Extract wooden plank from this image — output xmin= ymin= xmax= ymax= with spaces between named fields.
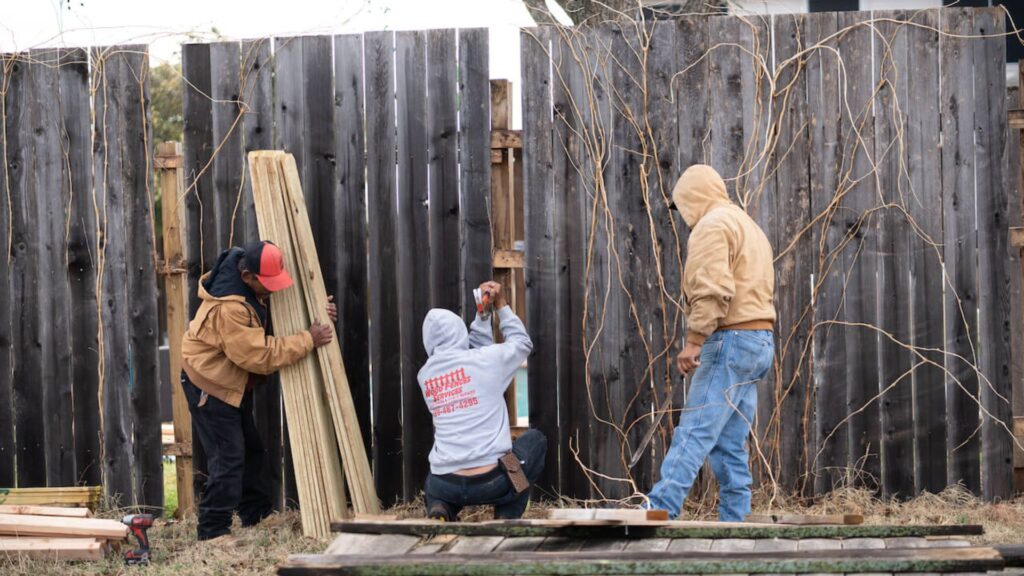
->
xmin=325 ymin=533 xmax=419 ymax=555
xmin=548 ymin=509 xmax=668 ymax=522
xmin=279 ymin=547 xmax=1006 ymax=576
xmin=940 ymin=7 xmax=982 ymax=493
xmin=0 ymin=537 xmax=104 ymax=561
xmin=884 ymin=537 xmax=929 ymax=549
xmin=771 ymin=13 xmax=814 ymax=495
xmin=624 ymin=538 xmax=671 ymax=552
xmin=746 ymin=514 xmax=862 ymax=526
xmin=537 ymin=537 xmax=585 ymax=552
xmin=443 ymin=536 xmax=504 ymax=554
xmin=492 ymin=249 xmax=523 ymax=269
xmin=711 ymin=539 xmax=756 ymax=552
xmin=364 ymin=31 xmax=403 ymax=507
xmin=395 ymin=30 xmax=433 ymax=501
xmin=972 ymin=7 xmax=1013 ymax=501
xmin=5 ymin=49 xmax=45 ymax=488
xmin=158 ymin=141 xmax=195 ymax=518
xmin=1009 ymin=108 xmax=1024 ymax=128
xmin=755 ymin=539 xmax=799 ymax=552
xmin=843 ymin=538 xmax=886 ymax=550
xmin=0 ymin=486 xmax=101 ymax=508
xmin=331 ymin=519 xmax=984 ymax=540
xmin=521 ymin=27 xmax=559 ymax=495
xmin=798 ymin=539 xmax=843 ymax=551
xmin=0 ymin=505 xmax=90 ymax=518
xmin=0 ymin=513 xmax=128 ymax=539
xmin=240 ymin=37 xmax=284 ymax=510
xmin=905 ymin=8 xmax=948 ymax=495
xmin=494 ymin=536 xmax=545 ymax=552
xmin=92 ymin=45 xmax=144 ymax=505
xmin=458 ymin=28 xmax=491 ymax=324
xmin=490 ymin=79 xmax=517 ymax=424
xmin=490 ymin=129 xmax=522 ymax=149
xmin=426 ymin=29 xmax=461 ymax=315
xmin=210 ymin=41 xmax=243 ymax=250
xmin=0 ymin=53 xmax=15 ymax=487
xmin=1016 ymin=63 xmax=1024 ymax=496
xmin=333 ymin=33 xmax=372 ymax=471
xmin=805 ymin=11 xmax=847 ymax=495
xmin=872 ymin=11 xmax=915 ymax=499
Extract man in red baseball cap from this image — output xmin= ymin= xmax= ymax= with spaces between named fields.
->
xmin=181 ymin=240 xmax=335 ymax=543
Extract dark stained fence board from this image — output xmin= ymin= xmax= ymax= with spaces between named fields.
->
xmin=241 ymin=37 xmax=285 ymax=510
xmin=395 ymin=30 xmax=433 ymax=500
xmin=905 ymin=8 xmax=948 ymax=495
xmin=973 ymin=7 xmax=1013 ymax=501
xmin=333 ymin=32 xmax=373 ymax=472
xmin=521 ymin=27 xmax=559 ymax=495
xmin=458 ymin=28 xmax=491 ymax=322
xmin=92 ymin=45 xmax=140 ymax=505
xmin=365 ymin=30 xmax=404 ymax=506
xmin=427 ymin=29 xmax=461 ymax=314
xmin=117 ymin=46 xmax=163 ymax=509
xmin=837 ymin=10 xmax=881 ymax=492
xmin=805 ymin=11 xmax=849 ymax=494
xmin=0 ymin=53 xmax=12 ymax=487
xmin=58 ymin=47 xmax=101 ymax=488
xmin=209 ymin=41 xmax=244 ymax=250
xmin=873 ymin=11 xmax=915 ymax=499
xmin=940 ymin=7 xmax=982 ymax=493
xmin=771 ymin=13 xmax=813 ymax=495
xmin=6 ymin=50 xmax=46 ymax=487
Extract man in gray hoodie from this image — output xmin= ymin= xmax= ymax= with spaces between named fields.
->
xmin=418 ymin=281 xmax=544 ymax=520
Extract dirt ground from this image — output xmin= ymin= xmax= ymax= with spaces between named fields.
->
xmin=2 ymin=486 xmax=1022 ymax=575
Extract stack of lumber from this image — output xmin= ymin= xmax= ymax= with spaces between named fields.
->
xmin=0 ymin=505 xmax=126 ymax=561
xmin=279 ymin=518 xmax=1019 ymax=575
xmin=248 ymin=151 xmax=379 ymax=537
xmin=0 ymin=486 xmax=101 ymax=510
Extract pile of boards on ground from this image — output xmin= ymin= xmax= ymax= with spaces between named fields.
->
xmin=248 ymin=151 xmax=379 ymax=537
xmin=279 ymin=511 xmax=1024 ymax=575
xmin=0 ymin=504 xmax=127 ymax=561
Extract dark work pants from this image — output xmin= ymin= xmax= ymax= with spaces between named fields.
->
xmin=181 ymin=372 xmax=272 ymax=540
xmin=423 ymin=429 xmax=547 ymax=520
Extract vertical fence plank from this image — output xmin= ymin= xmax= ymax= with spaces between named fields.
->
xmin=551 ymin=30 xmax=589 ymax=498
xmin=771 ymin=13 xmax=813 ymax=495
xmin=941 ymin=7 xmax=982 ymax=493
xmin=6 ymin=51 xmax=46 ymax=487
xmin=427 ymin=30 xmax=461 ymax=315
xmin=396 ymin=30 xmax=433 ymax=500
xmin=117 ymin=46 xmax=162 ymax=509
xmin=973 ymin=7 xmax=1013 ymax=501
xmin=806 ymin=11 xmax=847 ymax=494
xmin=29 ymin=48 xmax=76 ymax=488
xmin=836 ymin=10 xmax=881 ymax=491
xmin=904 ymin=8 xmax=947 ymax=495
xmin=240 ymin=37 xmax=284 ymax=509
xmin=92 ymin=46 xmax=139 ymax=504
xmin=210 ymin=42 xmax=244 ymax=249
xmin=873 ymin=11 xmax=915 ymax=499
xmin=522 ymin=28 xmax=559 ymax=495
xmin=459 ymin=29 xmax=492 ymax=323
xmin=365 ymin=30 xmax=404 ymax=506
xmin=60 ymin=47 xmax=101 ymax=489
xmin=0 ymin=54 xmax=12 ymax=487
xmin=333 ymin=33 xmax=372 ymax=473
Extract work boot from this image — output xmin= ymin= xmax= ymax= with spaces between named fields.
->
xmin=427 ymin=502 xmax=455 ymax=522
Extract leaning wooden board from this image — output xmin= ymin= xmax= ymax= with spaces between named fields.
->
xmin=331 ymin=519 xmax=983 ymax=540
xmin=280 ymin=546 xmax=1005 ymax=575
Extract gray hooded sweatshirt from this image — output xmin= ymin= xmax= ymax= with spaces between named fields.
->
xmin=418 ymin=306 xmax=533 ymax=475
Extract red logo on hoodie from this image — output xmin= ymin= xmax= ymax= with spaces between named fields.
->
xmin=423 ymin=368 xmax=478 ymax=416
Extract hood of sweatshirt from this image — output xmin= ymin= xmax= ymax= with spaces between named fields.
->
xmin=200 ymin=247 xmax=266 ymax=326
xmin=671 ymin=164 xmax=732 ymax=228
xmin=422 ymin=308 xmax=469 ymax=356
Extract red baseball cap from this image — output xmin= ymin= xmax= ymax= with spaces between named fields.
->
xmin=243 ymin=240 xmax=293 ymax=292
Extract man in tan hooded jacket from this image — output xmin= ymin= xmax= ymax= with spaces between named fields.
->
xmin=646 ymin=165 xmax=776 ymax=521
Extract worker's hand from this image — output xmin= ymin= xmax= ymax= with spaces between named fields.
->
xmin=677 ymin=342 xmax=702 ymax=375
xmin=480 ymin=281 xmax=505 ymax=308
xmin=326 ymin=295 xmax=338 ymax=324
xmin=309 ymin=321 xmax=334 ymax=348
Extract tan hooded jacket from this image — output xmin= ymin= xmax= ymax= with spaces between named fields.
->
xmin=182 ymin=274 xmax=314 ymax=408
xmin=672 ymin=165 xmax=776 ymax=346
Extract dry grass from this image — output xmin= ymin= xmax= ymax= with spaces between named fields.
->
xmin=2 ymin=487 xmax=1022 ymax=574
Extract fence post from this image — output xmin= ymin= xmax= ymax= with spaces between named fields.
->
xmin=490 ymin=79 xmax=524 ymax=426
xmin=157 ymin=141 xmax=195 ymax=517
xmin=1012 ymin=62 xmax=1024 ymax=494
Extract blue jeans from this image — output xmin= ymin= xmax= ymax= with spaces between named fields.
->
xmin=647 ymin=330 xmax=774 ymax=521
xmin=424 ymin=429 xmax=546 ymax=520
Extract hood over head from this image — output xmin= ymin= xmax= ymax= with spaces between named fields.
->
xmin=201 ymin=246 xmax=266 ymax=325
xmin=422 ymin=308 xmax=469 ymax=356
xmin=671 ymin=164 xmax=731 ymax=228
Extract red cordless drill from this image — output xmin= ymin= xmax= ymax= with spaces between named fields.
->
xmin=122 ymin=513 xmax=154 ymax=566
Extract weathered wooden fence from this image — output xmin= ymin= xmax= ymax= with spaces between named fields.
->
xmin=522 ymin=6 xmax=1016 ymax=502
xmin=180 ymin=30 xmax=492 ymax=507
xmin=0 ymin=46 xmax=163 ymax=508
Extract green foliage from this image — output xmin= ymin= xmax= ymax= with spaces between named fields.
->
xmin=151 ymin=62 xmax=183 ymax=146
